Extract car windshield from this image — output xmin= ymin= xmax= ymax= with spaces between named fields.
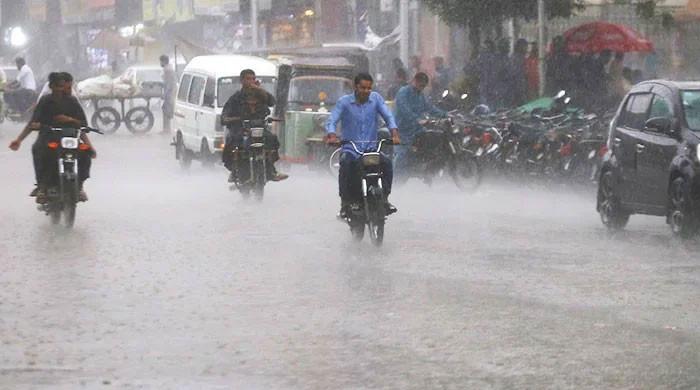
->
xmin=682 ymin=90 xmax=700 ymax=131
xmin=217 ymin=76 xmax=276 ymax=107
xmin=287 ymin=76 xmax=352 ymax=109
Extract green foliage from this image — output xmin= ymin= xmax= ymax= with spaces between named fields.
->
xmin=420 ymin=0 xmax=661 ymax=26
xmin=420 ymin=0 xmax=586 ymax=27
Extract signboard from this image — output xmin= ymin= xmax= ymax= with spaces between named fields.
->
xmin=28 ymin=0 xmax=47 ymax=22
xmin=143 ymin=0 xmax=194 ymax=22
xmin=193 ymin=0 xmax=239 ymax=15
xmin=61 ymin=0 xmax=115 ymax=24
xmin=259 ymin=0 xmax=272 ymax=11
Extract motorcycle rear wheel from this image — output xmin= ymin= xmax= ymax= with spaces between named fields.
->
xmin=50 ymin=209 xmax=61 ymax=225
xmin=350 ymin=221 xmax=365 ymax=242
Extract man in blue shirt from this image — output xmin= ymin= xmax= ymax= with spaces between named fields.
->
xmin=394 ymin=72 xmax=446 ymax=169
xmin=326 ymin=73 xmax=401 ymax=217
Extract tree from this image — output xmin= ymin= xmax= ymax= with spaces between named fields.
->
xmin=420 ymin=0 xmax=658 ymax=55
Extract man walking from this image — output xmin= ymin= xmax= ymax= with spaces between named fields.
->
xmin=160 ymin=55 xmax=177 ymax=134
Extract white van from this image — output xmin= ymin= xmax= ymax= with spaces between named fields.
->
xmin=173 ymin=55 xmax=278 ymax=166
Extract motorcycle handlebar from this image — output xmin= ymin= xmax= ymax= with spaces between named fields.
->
xmin=48 ymin=126 xmax=103 ymax=135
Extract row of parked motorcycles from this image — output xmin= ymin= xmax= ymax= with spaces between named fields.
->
xmin=452 ymin=90 xmax=612 ymax=187
xmin=355 ymin=90 xmax=611 ymax=191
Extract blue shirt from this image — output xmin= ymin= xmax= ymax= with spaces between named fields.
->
xmin=394 ymin=85 xmax=446 ymax=141
xmin=326 ymin=91 xmax=398 ymax=156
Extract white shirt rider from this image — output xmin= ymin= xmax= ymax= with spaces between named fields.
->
xmin=17 ymin=64 xmax=36 ymax=90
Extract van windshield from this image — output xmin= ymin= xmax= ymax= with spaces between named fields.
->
xmin=682 ymin=90 xmax=700 ymax=131
xmin=217 ymin=76 xmax=276 ymax=107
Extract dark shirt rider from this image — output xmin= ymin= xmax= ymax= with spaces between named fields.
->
xmin=8 ymin=72 xmax=94 ymax=202
xmin=221 ymin=68 xmax=287 ymax=182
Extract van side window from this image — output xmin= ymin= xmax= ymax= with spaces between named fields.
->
xmin=178 ymin=74 xmax=192 ymax=102
xmin=202 ymin=77 xmax=215 ymax=108
xmin=188 ymin=76 xmax=205 ymax=105
xmin=620 ymin=93 xmax=652 ymax=130
xmin=649 ymin=95 xmax=673 ymax=120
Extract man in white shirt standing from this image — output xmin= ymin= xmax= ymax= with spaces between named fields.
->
xmin=5 ymin=57 xmax=37 ymax=114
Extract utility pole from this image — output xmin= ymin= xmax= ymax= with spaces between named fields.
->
xmin=400 ymin=0 xmax=409 ymax=66
xmin=251 ymin=0 xmax=258 ymax=50
xmin=537 ymin=0 xmax=546 ymax=96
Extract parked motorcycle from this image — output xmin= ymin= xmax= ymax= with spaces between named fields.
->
xmin=340 ymin=139 xmax=393 ymax=246
xmin=398 ymin=116 xmax=481 ymax=191
xmin=39 ymin=126 xmax=102 ymax=228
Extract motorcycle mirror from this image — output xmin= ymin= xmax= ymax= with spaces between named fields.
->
xmin=442 ymin=90 xmax=450 ymax=98
xmin=460 ymin=93 xmax=468 ymax=100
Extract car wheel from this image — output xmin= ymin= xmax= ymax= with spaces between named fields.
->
xmin=669 ymin=177 xmax=698 ymax=239
xmin=598 ymin=170 xmax=630 ymax=230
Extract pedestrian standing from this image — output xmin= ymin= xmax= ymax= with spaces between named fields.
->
xmin=525 ymin=43 xmax=540 ymax=100
xmin=160 ymin=55 xmax=177 ymax=134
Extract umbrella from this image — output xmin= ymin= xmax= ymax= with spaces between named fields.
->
xmin=561 ymin=21 xmax=654 ymax=54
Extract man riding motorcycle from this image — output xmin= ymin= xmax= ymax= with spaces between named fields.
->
xmin=8 ymin=72 xmax=95 ymax=203
xmin=325 ymin=73 xmax=401 ymax=217
xmin=393 ymin=72 xmax=446 ymax=170
xmin=4 ymin=57 xmax=37 ymax=115
xmin=221 ymin=69 xmax=288 ymax=182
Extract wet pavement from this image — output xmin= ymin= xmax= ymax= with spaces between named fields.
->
xmin=1 ymin=123 xmax=699 ymax=389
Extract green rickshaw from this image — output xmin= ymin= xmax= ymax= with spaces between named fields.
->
xmin=272 ymin=60 xmax=354 ymax=168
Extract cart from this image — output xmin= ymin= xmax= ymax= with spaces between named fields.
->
xmin=88 ymin=95 xmax=157 ymax=135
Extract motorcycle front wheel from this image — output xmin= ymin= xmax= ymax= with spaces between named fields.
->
xmin=63 ymin=181 xmax=78 ymax=228
xmin=450 ymin=156 xmax=481 ymax=192
xmin=253 ymin=161 xmax=265 ymax=201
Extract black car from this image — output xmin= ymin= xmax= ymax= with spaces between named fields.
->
xmin=597 ymin=80 xmax=700 ymax=237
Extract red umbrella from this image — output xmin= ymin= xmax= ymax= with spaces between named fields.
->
xmin=561 ymin=21 xmax=654 ymax=53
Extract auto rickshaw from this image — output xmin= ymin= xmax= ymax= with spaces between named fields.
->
xmin=271 ymin=58 xmax=354 ymax=170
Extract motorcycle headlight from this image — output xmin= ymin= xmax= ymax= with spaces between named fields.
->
xmin=61 ymin=137 xmax=79 ymax=149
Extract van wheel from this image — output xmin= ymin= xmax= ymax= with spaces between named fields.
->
xmin=176 ymin=135 xmax=192 ymax=169
xmin=598 ymin=170 xmax=629 ymax=230
xmin=201 ymin=139 xmax=214 ymax=168
xmin=669 ymin=177 xmax=698 ymax=239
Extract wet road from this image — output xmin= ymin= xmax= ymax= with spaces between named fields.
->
xmin=1 ymin=124 xmax=699 ymax=389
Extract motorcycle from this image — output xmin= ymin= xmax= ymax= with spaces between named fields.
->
xmin=39 ymin=126 xmax=102 ymax=228
xmin=2 ymin=85 xmax=38 ymax=123
xmin=229 ymin=118 xmax=274 ymax=200
xmin=398 ymin=116 xmax=481 ymax=191
xmin=341 ymin=139 xmax=394 ymax=246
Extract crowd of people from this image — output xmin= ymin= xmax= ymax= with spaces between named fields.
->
xmin=384 ymin=35 xmax=656 ymax=114
xmin=545 ymin=36 xmax=652 ymax=112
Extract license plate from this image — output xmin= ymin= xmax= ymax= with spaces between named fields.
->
xmin=251 ymin=128 xmax=264 ymax=138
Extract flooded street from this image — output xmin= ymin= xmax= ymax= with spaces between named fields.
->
xmin=1 ymin=127 xmax=699 ymax=389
